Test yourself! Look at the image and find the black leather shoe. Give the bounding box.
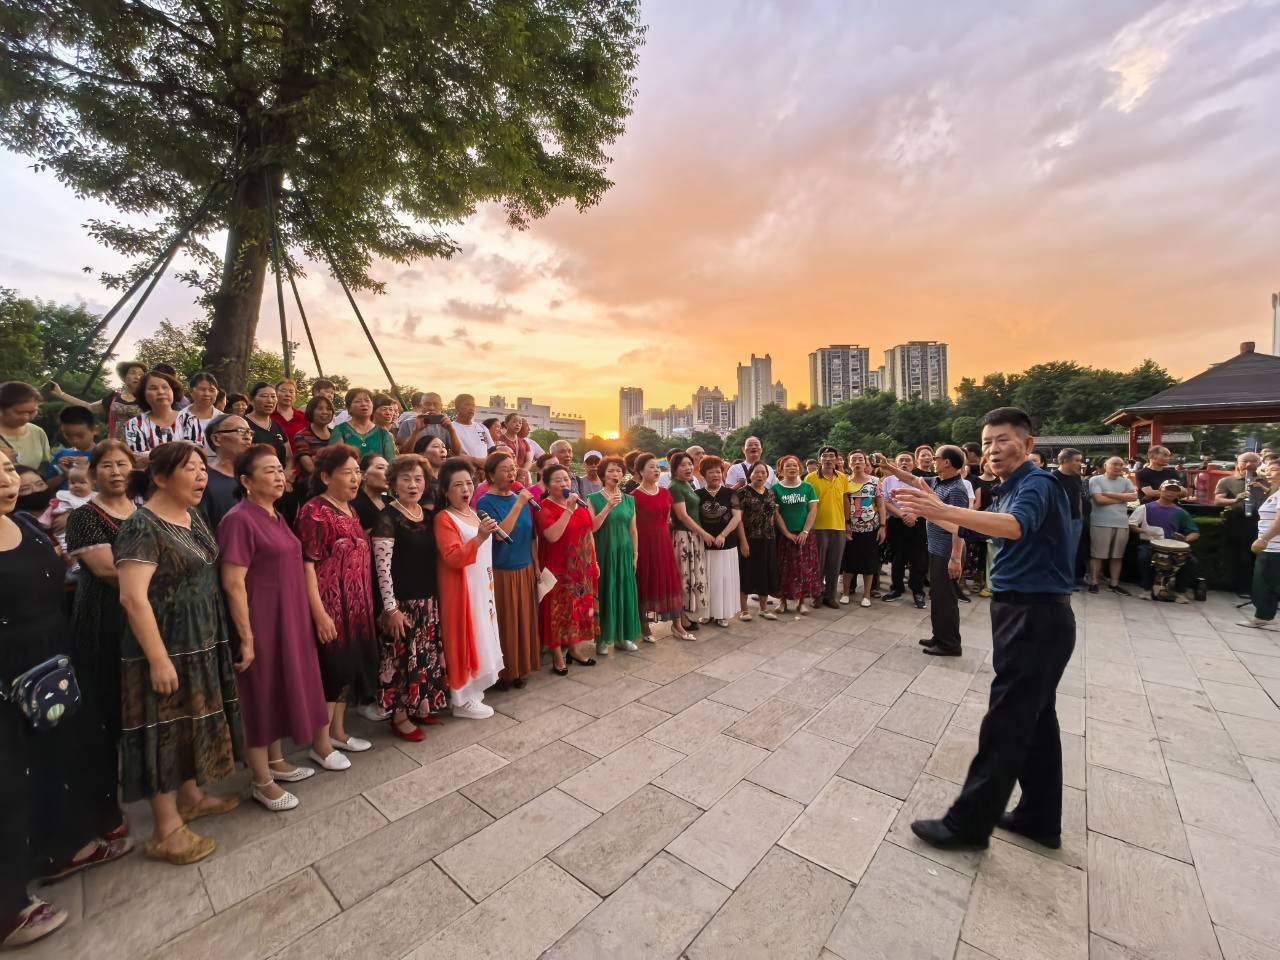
[913,592,926,609]
[996,813,1061,849]
[918,637,932,646]
[910,818,988,851]
[882,590,903,602]
[822,599,841,610]
[922,643,962,657]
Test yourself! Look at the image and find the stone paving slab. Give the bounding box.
[47,592,1280,959]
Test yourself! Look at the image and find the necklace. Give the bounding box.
[92,494,134,520]
[321,494,353,516]
[393,499,424,521]
[448,504,478,522]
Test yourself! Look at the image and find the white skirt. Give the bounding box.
[706,549,742,619]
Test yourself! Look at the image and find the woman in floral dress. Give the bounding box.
[536,462,600,674]
[840,450,884,607]
[371,455,448,742]
[668,451,711,632]
[294,444,378,756]
[736,461,779,620]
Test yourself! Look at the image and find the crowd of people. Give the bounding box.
[3,367,1280,948]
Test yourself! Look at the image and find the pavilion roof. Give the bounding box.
[1105,346,1280,427]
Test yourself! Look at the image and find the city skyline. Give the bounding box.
[3,3,1279,435]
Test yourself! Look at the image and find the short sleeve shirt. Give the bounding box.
[726,460,777,487]
[925,476,969,556]
[1088,475,1134,528]
[846,477,880,534]
[1136,466,1181,503]
[804,471,850,531]
[772,481,817,534]
[697,487,740,548]
[452,420,493,459]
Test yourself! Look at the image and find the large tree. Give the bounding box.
[1,1,644,389]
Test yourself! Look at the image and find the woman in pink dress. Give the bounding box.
[218,445,342,812]
[535,462,600,674]
[628,453,690,641]
[293,444,378,758]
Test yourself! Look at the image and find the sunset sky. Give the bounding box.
[3,0,1279,435]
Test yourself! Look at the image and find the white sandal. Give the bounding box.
[268,759,316,782]
[251,781,299,812]
[308,748,352,771]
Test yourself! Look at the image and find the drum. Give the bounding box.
[1150,538,1190,600]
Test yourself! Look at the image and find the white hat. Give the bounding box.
[584,449,603,461]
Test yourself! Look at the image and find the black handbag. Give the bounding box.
[2,655,81,730]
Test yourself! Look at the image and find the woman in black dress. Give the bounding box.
[64,440,138,835]
[736,461,779,620]
[353,452,391,532]
[372,455,449,742]
[0,456,130,948]
[244,382,290,464]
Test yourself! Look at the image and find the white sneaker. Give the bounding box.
[860,597,872,608]
[620,639,639,652]
[308,749,351,771]
[357,703,390,722]
[597,642,611,656]
[252,783,299,812]
[452,699,495,720]
[839,594,851,605]
[332,735,372,752]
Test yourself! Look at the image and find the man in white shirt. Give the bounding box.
[726,436,777,488]
[451,393,494,470]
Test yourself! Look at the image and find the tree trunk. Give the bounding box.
[203,169,274,391]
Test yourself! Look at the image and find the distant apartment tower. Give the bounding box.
[808,345,873,407]
[883,341,948,402]
[772,381,787,409]
[619,387,644,430]
[735,353,774,425]
[867,367,884,392]
[692,385,736,435]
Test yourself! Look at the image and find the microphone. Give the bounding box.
[477,510,512,544]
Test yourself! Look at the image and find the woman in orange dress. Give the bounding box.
[433,458,503,719]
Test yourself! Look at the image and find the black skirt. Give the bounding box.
[842,531,880,575]
[739,536,779,596]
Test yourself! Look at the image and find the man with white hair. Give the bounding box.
[726,436,776,488]
[1087,456,1136,594]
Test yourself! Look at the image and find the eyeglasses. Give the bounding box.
[213,427,254,437]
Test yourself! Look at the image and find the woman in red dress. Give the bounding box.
[535,462,600,674]
[629,453,691,641]
[294,444,377,759]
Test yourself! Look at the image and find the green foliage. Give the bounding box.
[0,288,111,397]
[530,428,559,451]
[1192,425,1240,459]
[687,431,724,457]
[622,425,668,457]
[950,416,980,445]
[823,421,858,453]
[0,1,646,385]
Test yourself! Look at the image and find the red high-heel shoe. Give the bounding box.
[391,723,425,743]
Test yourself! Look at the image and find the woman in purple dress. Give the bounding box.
[218,446,348,813]
[294,444,378,755]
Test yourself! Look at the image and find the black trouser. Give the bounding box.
[928,552,961,650]
[945,595,1075,839]
[888,516,927,594]
[1222,510,1259,594]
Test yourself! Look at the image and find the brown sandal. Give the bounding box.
[143,825,216,865]
[177,793,241,823]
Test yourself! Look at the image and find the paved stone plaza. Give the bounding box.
[27,590,1280,960]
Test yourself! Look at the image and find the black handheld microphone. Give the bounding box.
[477,510,513,544]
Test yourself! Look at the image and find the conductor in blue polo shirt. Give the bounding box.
[892,406,1075,851]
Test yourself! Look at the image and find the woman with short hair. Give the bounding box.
[121,370,203,460]
[372,455,449,739]
[737,460,779,620]
[218,446,340,811]
[226,393,249,417]
[271,378,307,441]
[330,388,397,461]
[840,450,884,608]
[243,382,290,464]
[294,444,379,755]
[435,457,503,717]
[476,452,540,687]
[353,452,390,532]
[115,442,245,864]
[588,454,641,654]
[668,451,710,631]
[65,440,138,835]
[0,381,53,475]
[292,394,335,482]
[199,413,254,531]
[419,435,448,482]
[772,454,820,615]
[697,456,743,626]
[536,462,600,673]
[630,453,689,640]
[185,372,220,435]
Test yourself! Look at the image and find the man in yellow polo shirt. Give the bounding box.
[806,445,850,609]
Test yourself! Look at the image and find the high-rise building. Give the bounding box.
[868,367,884,392]
[735,353,774,425]
[692,386,736,435]
[883,341,949,402]
[772,381,787,409]
[619,387,644,431]
[808,345,874,407]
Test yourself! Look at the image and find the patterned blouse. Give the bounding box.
[846,476,880,534]
[738,485,778,541]
[122,410,204,455]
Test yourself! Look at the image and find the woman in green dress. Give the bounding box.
[587,456,641,655]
